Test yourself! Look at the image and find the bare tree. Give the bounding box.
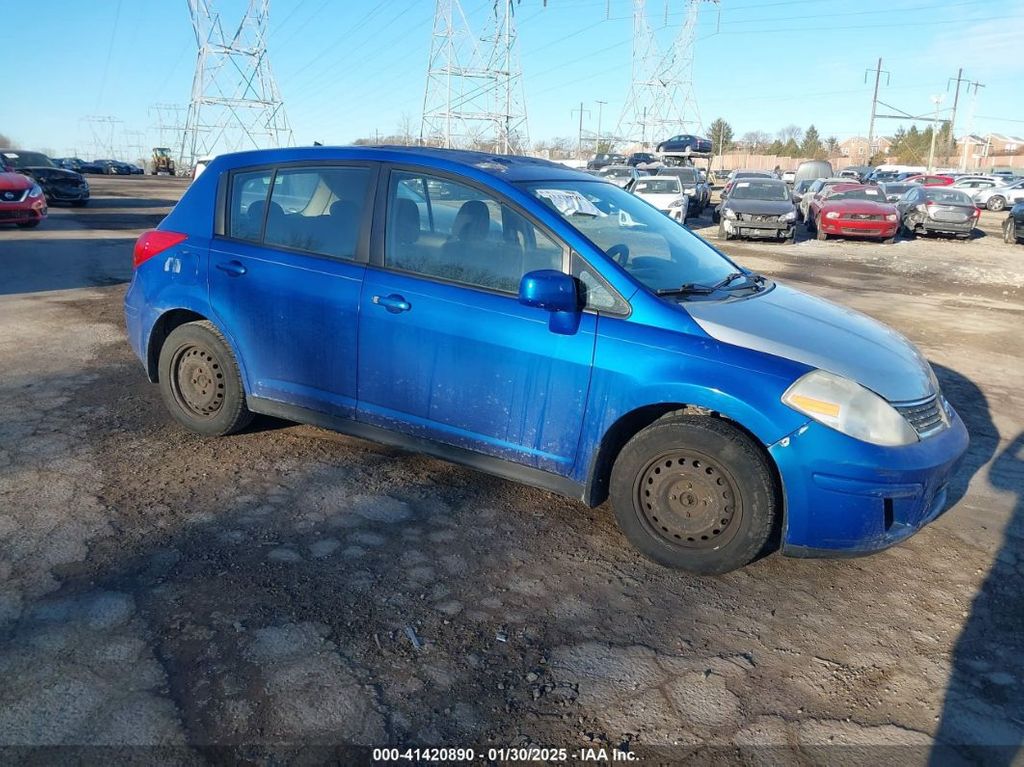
[740,131,771,151]
[777,124,803,144]
[397,113,414,146]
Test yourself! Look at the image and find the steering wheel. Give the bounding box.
[607,243,630,267]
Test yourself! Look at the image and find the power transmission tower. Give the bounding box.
[80,116,123,159]
[149,104,188,150]
[420,0,530,154]
[180,0,294,169]
[616,0,714,149]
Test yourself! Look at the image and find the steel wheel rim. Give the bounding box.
[633,450,742,550]
[170,343,226,419]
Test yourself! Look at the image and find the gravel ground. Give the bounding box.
[0,177,1021,763]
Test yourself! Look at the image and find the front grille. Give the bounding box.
[0,210,32,220]
[0,189,27,203]
[739,213,778,223]
[894,395,946,437]
[843,213,884,221]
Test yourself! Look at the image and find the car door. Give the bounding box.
[356,168,597,475]
[208,162,377,417]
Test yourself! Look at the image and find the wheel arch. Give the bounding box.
[582,402,784,514]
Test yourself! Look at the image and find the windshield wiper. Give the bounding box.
[656,283,717,296]
[716,271,766,290]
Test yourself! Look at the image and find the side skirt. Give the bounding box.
[247,397,589,505]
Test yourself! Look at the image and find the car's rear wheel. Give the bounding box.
[1004,218,1018,244]
[610,414,778,574]
[816,227,828,241]
[987,195,1006,212]
[158,320,253,437]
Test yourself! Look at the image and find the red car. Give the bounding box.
[0,168,47,228]
[902,174,954,186]
[805,183,899,242]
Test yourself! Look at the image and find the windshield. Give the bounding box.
[661,168,698,182]
[519,180,739,293]
[729,180,790,201]
[633,178,681,194]
[2,151,55,168]
[828,187,885,201]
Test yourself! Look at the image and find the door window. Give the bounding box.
[263,166,371,259]
[384,171,563,294]
[228,169,274,241]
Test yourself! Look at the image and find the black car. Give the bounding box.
[717,178,797,243]
[627,152,657,167]
[1,149,90,206]
[587,153,626,170]
[53,157,85,172]
[79,160,108,174]
[656,134,713,154]
[656,166,710,213]
[1004,201,1024,245]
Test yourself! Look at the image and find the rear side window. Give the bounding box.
[228,170,273,241]
[264,166,371,259]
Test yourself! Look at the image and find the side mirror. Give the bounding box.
[519,269,578,313]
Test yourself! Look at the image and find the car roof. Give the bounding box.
[208,145,592,184]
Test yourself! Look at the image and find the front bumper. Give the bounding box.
[723,218,794,239]
[46,183,90,202]
[0,198,47,224]
[820,219,898,239]
[771,406,969,557]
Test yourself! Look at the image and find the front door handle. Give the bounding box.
[216,260,247,277]
[372,293,411,313]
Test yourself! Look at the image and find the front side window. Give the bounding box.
[384,171,563,294]
[263,166,371,259]
[519,179,738,294]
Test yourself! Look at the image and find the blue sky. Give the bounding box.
[4,0,1024,158]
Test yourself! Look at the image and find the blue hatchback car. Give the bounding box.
[124,146,969,573]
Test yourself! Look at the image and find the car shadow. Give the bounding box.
[930,362,1022,764]
[0,236,136,295]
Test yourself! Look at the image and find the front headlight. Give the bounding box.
[885,213,898,222]
[782,370,919,446]
[29,183,43,198]
[778,210,796,222]
[825,211,840,220]
[668,198,686,208]
[723,208,737,220]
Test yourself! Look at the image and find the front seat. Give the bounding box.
[441,200,490,279]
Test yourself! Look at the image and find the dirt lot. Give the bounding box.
[0,176,1021,763]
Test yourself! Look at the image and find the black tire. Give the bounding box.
[157,320,253,436]
[805,212,816,232]
[1004,218,1017,244]
[883,235,896,244]
[987,196,1006,212]
[816,227,828,241]
[610,414,778,574]
[711,208,720,224]
[16,220,40,228]
[783,231,796,244]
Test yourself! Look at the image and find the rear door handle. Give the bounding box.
[372,293,411,313]
[216,260,247,276]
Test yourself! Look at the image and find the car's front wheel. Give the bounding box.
[158,320,253,436]
[987,195,1006,212]
[610,414,778,574]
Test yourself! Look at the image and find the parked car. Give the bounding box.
[800,177,855,222]
[626,152,658,167]
[721,170,774,199]
[971,178,1024,211]
[587,153,626,171]
[717,178,797,243]
[53,157,85,172]
[951,175,1001,192]
[839,165,873,182]
[781,170,795,184]
[865,169,902,184]
[878,182,915,203]
[896,186,980,239]
[78,160,108,174]
[1003,201,1024,245]
[791,179,815,219]
[656,166,710,213]
[655,134,712,154]
[792,160,834,187]
[901,174,954,187]
[0,149,90,207]
[630,175,689,222]
[804,184,898,243]
[598,165,640,188]
[0,165,48,227]
[124,145,968,574]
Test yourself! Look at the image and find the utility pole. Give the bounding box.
[595,100,607,151]
[572,102,590,160]
[926,94,945,172]
[946,67,965,165]
[864,58,889,163]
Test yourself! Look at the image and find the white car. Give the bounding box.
[781,170,795,184]
[630,175,689,222]
[971,178,1024,211]
[598,165,640,189]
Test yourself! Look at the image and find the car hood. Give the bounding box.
[684,283,933,402]
[638,192,683,208]
[724,199,794,215]
[20,166,83,182]
[0,172,32,191]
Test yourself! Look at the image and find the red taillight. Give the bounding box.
[973,207,981,217]
[133,230,187,268]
